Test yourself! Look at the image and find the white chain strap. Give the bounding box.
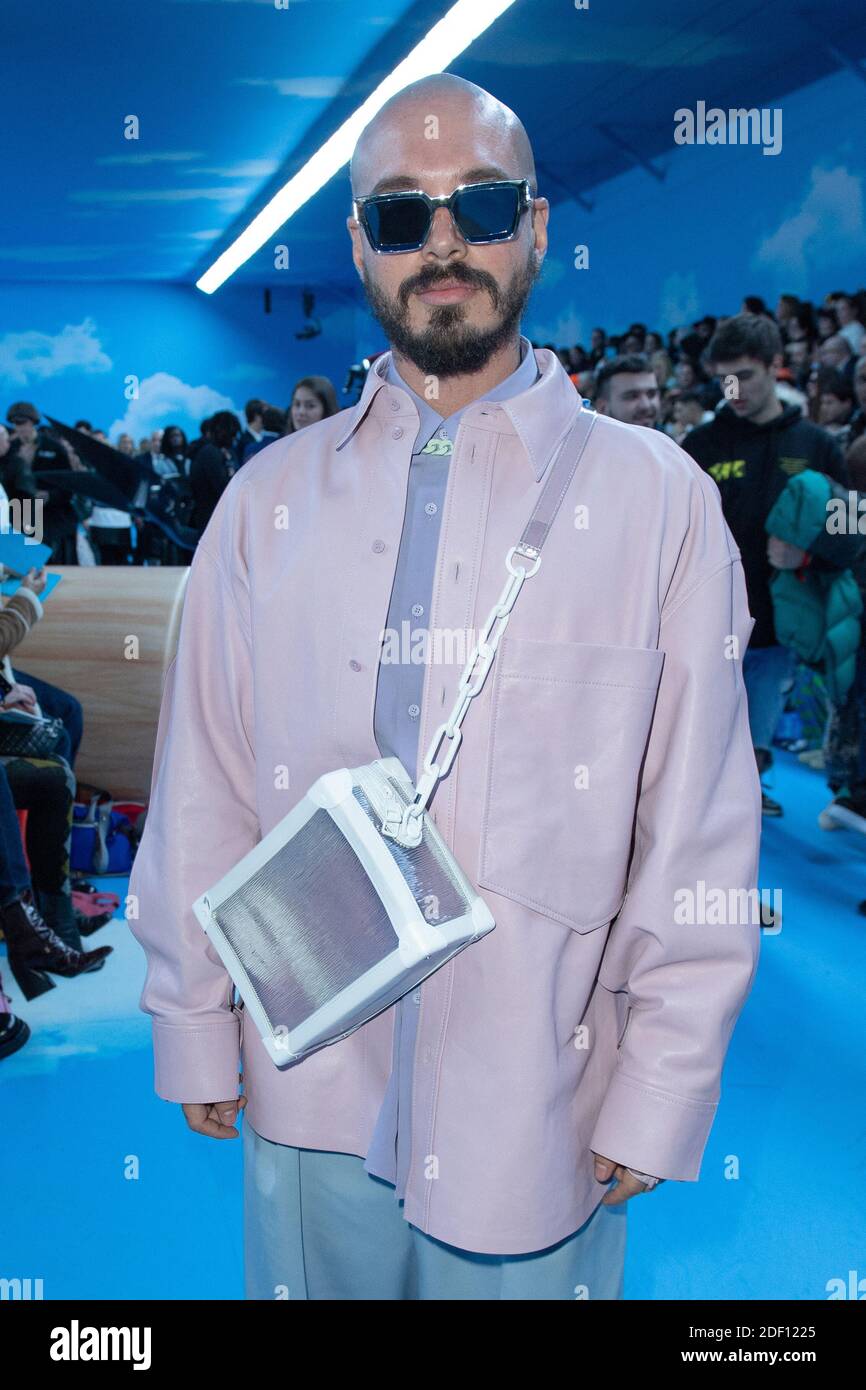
[377,404,596,850]
[379,541,542,848]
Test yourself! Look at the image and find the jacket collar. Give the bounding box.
[335,344,583,480]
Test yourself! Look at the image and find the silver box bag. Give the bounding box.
[192,405,598,1067]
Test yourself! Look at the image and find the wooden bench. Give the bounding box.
[11,566,190,802]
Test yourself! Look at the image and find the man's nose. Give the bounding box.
[423,204,466,255]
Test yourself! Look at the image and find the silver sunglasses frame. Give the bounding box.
[353,178,534,254]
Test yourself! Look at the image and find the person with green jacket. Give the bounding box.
[764,467,865,708]
[819,435,866,840]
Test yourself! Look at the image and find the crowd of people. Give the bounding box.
[0,376,340,567]
[2,286,865,1061]
[547,288,866,450]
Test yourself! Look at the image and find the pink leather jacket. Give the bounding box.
[128,347,761,1255]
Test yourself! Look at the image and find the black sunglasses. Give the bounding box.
[353,179,534,254]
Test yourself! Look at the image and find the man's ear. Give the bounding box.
[347,216,365,280]
[531,195,549,262]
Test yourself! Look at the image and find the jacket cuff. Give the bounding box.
[12,586,43,620]
[152,1016,241,1104]
[589,1068,717,1182]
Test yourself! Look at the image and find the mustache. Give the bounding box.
[400,267,496,303]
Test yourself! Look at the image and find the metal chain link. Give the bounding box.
[381,542,542,847]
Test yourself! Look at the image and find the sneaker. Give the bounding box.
[820,795,866,835]
[798,749,826,770]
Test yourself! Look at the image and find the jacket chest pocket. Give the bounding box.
[477,636,664,932]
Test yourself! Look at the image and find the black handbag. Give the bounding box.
[0,668,65,757]
[0,709,66,758]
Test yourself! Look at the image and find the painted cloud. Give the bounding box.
[108,371,238,441]
[0,318,112,387]
[752,164,866,291]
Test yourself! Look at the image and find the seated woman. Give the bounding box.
[0,532,113,959]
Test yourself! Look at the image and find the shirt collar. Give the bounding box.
[383,335,539,451]
[335,338,583,479]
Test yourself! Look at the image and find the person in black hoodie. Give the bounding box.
[684,314,848,815]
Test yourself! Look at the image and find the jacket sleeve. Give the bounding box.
[2,453,39,505]
[0,586,43,660]
[127,533,259,1104]
[590,486,762,1182]
[769,474,866,572]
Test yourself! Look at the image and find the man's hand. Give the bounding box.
[767,535,807,570]
[182,1092,247,1139]
[592,1152,659,1205]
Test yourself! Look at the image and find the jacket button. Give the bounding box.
[392,427,403,440]
[349,659,361,672]
[372,539,386,553]
[390,399,400,411]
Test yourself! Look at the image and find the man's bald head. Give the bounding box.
[349,74,536,199]
[346,74,547,382]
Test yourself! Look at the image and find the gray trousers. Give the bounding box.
[243,1122,627,1300]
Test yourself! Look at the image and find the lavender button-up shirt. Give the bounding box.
[365,338,540,1196]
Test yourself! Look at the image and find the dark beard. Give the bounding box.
[360,248,540,377]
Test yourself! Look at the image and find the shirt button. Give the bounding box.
[349,659,361,672]
[425,501,437,516]
[408,704,420,719]
[392,427,403,440]
[412,989,422,1005]
[411,603,424,617]
[372,539,386,553]
[437,427,448,439]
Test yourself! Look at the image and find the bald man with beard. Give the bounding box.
[130,74,761,1300]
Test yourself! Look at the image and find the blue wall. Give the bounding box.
[0,281,359,443]
[518,67,866,346]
